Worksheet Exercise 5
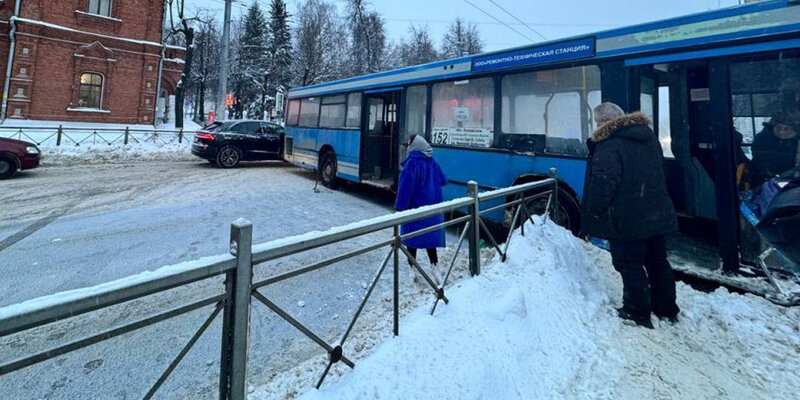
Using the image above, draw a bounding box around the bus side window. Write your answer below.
[287,100,300,126]
[431,77,494,148]
[319,95,347,128]
[346,93,362,128]
[500,65,600,155]
[299,97,320,127]
[658,86,674,159]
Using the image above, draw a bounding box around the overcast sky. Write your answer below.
[187,0,744,52]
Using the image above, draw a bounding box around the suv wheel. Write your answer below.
[0,154,18,180]
[216,145,241,168]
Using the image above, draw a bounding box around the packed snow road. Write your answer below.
[0,160,460,399]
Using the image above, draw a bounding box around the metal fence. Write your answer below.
[0,172,559,400]
[0,125,191,147]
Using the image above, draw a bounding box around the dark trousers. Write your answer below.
[407,247,438,266]
[609,235,680,320]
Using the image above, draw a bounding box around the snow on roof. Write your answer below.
[11,17,186,51]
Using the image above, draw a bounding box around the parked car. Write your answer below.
[191,120,284,168]
[0,137,40,179]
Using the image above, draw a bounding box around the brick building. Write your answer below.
[0,0,184,125]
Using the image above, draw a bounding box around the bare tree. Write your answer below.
[441,18,483,59]
[399,25,439,66]
[192,14,220,123]
[291,0,348,86]
[165,0,202,128]
[347,0,387,76]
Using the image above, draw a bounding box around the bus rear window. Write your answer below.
[501,65,601,155]
[431,78,494,148]
[287,99,300,126]
[299,97,320,127]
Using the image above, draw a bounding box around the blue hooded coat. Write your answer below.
[395,148,448,249]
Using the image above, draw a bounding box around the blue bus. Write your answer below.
[285,0,800,274]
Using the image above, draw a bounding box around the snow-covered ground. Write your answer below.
[40,141,195,166]
[256,219,800,400]
[0,160,466,399]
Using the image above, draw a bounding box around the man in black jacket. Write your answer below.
[582,103,680,329]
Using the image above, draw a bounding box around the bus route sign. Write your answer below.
[471,37,596,73]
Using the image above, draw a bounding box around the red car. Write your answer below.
[0,137,41,179]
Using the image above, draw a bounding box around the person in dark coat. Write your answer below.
[750,114,800,186]
[395,134,448,279]
[582,103,680,329]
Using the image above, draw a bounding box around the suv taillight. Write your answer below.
[196,132,215,141]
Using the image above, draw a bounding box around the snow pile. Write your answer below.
[259,219,800,400]
[40,142,195,166]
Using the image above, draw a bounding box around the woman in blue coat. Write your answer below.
[395,134,447,270]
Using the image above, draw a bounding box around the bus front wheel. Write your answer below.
[319,151,340,189]
[508,187,581,236]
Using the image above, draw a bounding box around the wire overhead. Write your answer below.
[460,0,536,43]
[486,0,548,41]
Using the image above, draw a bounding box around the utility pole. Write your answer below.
[216,0,233,121]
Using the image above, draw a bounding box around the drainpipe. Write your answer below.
[153,0,166,127]
[154,44,165,127]
[1,0,24,122]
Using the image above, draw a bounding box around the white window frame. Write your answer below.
[88,0,113,17]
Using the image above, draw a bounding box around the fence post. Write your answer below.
[178,128,184,144]
[467,181,481,276]
[219,218,253,400]
[56,125,63,146]
[124,127,130,145]
[549,168,559,223]
[393,225,400,337]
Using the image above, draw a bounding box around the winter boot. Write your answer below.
[656,314,679,325]
[616,307,654,329]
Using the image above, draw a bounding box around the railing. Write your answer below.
[0,171,559,400]
[0,125,191,147]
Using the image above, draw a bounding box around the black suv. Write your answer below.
[192,120,284,168]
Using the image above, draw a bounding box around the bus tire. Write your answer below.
[319,150,340,189]
[508,186,581,236]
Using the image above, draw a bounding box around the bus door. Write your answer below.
[634,62,734,270]
[362,89,401,187]
[637,51,800,274]
[728,50,800,271]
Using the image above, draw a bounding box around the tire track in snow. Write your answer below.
[0,199,83,252]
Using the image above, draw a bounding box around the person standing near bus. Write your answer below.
[582,103,680,329]
[750,113,800,184]
[395,134,448,284]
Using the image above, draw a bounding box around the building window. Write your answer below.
[89,0,112,17]
[78,73,103,109]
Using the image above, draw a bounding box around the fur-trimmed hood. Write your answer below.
[591,112,651,142]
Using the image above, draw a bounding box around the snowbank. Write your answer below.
[40,142,195,166]
[0,118,202,131]
[262,219,800,400]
